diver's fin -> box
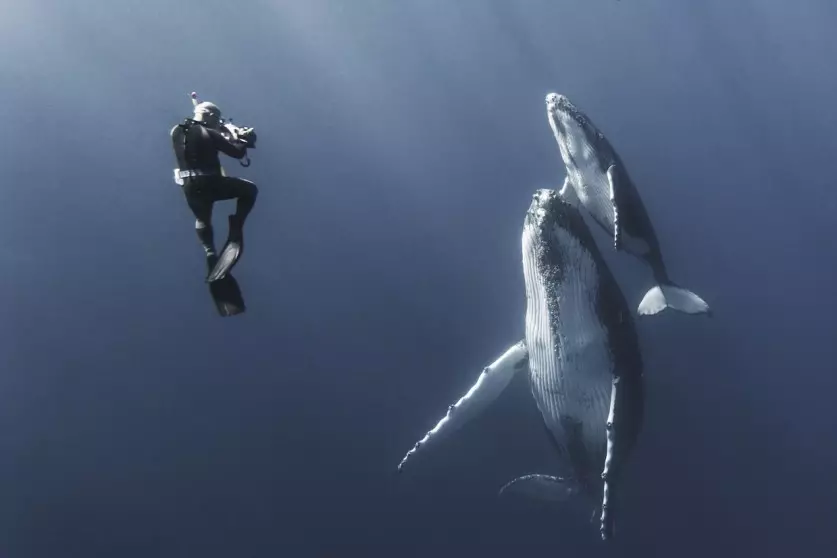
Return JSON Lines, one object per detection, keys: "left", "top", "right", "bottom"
{"left": 498, "top": 474, "right": 582, "bottom": 502}
{"left": 557, "top": 175, "right": 580, "bottom": 206}
{"left": 206, "top": 217, "right": 244, "bottom": 283}
{"left": 605, "top": 165, "right": 622, "bottom": 251}
{"left": 209, "top": 274, "right": 246, "bottom": 317}
{"left": 206, "top": 242, "right": 241, "bottom": 283}
{"left": 397, "top": 340, "right": 528, "bottom": 473}
{"left": 637, "top": 283, "right": 711, "bottom": 316}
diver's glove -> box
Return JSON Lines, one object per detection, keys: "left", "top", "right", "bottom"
{"left": 237, "top": 127, "right": 257, "bottom": 148}
{"left": 221, "top": 121, "right": 257, "bottom": 148}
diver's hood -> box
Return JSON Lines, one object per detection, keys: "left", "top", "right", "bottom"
{"left": 190, "top": 92, "right": 222, "bottom": 121}
{"left": 193, "top": 101, "right": 221, "bottom": 120}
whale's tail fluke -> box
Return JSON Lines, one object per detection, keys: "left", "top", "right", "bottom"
{"left": 637, "top": 283, "right": 710, "bottom": 316}
{"left": 499, "top": 474, "right": 601, "bottom": 535}
{"left": 498, "top": 474, "right": 582, "bottom": 502}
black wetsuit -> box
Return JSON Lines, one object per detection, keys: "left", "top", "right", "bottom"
{"left": 170, "top": 119, "right": 258, "bottom": 230}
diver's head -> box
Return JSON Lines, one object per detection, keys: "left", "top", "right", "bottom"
{"left": 193, "top": 101, "right": 223, "bottom": 128}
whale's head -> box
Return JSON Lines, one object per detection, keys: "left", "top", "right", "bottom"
{"left": 526, "top": 188, "right": 586, "bottom": 227}
{"left": 524, "top": 188, "right": 594, "bottom": 265}
{"left": 545, "top": 92, "right": 570, "bottom": 114}
{"left": 526, "top": 188, "right": 562, "bottom": 232}
{"left": 545, "top": 92, "right": 591, "bottom": 138}
{"left": 524, "top": 188, "right": 584, "bottom": 245}
{"left": 546, "top": 92, "right": 579, "bottom": 120}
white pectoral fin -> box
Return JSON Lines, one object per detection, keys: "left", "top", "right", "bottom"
{"left": 397, "top": 340, "right": 528, "bottom": 473}
{"left": 600, "top": 376, "right": 621, "bottom": 541}
{"left": 606, "top": 165, "right": 621, "bottom": 250}
{"left": 557, "top": 175, "right": 580, "bottom": 206}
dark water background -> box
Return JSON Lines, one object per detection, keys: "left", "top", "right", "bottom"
{"left": 1, "top": 0, "right": 836, "bottom": 556}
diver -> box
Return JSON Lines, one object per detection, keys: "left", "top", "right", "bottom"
{"left": 170, "top": 93, "right": 258, "bottom": 282}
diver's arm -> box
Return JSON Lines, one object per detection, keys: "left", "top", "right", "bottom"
{"left": 207, "top": 127, "right": 248, "bottom": 159}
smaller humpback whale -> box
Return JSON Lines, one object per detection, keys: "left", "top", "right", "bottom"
{"left": 545, "top": 92, "right": 710, "bottom": 316}
{"left": 398, "top": 190, "right": 645, "bottom": 541}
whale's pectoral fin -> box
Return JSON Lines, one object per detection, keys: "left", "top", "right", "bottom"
{"left": 557, "top": 175, "right": 580, "bottom": 206}
{"left": 605, "top": 165, "right": 622, "bottom": 251}
{"left": 498, "top": 474, "right": 582, "bottom": 502}
{"left": 600, "top": 375, "right": 624, "bottom": 541}
{"left": 397, "top": 341, "right": 528, "bottom": 473}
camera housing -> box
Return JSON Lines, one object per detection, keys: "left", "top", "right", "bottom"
{"left": 222, "top": 121, "right": 257, "bottom": 148}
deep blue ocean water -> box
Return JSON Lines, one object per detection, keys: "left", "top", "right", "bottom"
{"left": 1, "top": 1, "right": 836, "bottom": 556}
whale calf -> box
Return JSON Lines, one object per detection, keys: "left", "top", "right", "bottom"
{"left": 398, "top": 190, "right": 645, "bottom": 540}
{"left": 545, "top": 92, "right": 710, "bottom": 316}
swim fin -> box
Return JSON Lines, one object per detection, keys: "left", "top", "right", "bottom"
{"left": 208, "top": 274, "right": 246, "bottom": 317}
{"left": 206, "top": 216, "right": 243, "bottom": 283}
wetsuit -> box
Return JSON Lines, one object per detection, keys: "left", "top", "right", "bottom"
{"left": 170, "top": 119, "right": 258, "bottom": 256}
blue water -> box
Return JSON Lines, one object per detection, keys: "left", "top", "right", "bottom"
{"left": 1, "top": 0, "right": 836, "bottom": 556}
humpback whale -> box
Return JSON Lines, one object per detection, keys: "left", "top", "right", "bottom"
{"left": 545, "top": 92, "right": 710, "bottom": 316}
{"left": 398, "top": 190, "right": 645, "bottom": 541}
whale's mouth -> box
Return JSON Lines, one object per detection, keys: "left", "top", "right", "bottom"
{"left": 546, "top": 92, "right": 571, "bottom": 117}
{"left": 523, "top": 188, "right": 566, "bottom": 244}
{"left": 525, "top": 188, "right": 588, "bottom": 245}
{"left": 525, "top": 189, "right": 561, "bottom": 233}
{"left": 546, "top": 93, "right": 587, "bottom": 133}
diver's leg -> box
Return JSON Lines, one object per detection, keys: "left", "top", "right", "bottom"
{"left": 213, "top": 177, "right": 258, "bottom": 235}
{"left": 194, "top": 217, "right": 215, "bottom": 257}
{"left": 204, "top": 177, "right": 258, "bottom": 282}
{"left": 184, "top": 188, "right": 216, "bottom": 257}
{"left": 232, "top": 178, "right": 258, "bottom": 223}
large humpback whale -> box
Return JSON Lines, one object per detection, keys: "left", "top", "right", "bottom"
{"left": 398, "top": 189, "right": 644, "bottom": 541}
{"left": 545, "top": 92, "right": 710, "bottom": 316}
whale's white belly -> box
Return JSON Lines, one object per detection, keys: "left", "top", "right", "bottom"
{"left": 522, "top": 221, "right": 614, "bottom": 465}
{"left": 555, "top": 120, "right": 617, "bottom": 234}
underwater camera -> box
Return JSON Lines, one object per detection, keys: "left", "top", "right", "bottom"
{"left": 222, "top": 120, "right": 258, "bottom": 149}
